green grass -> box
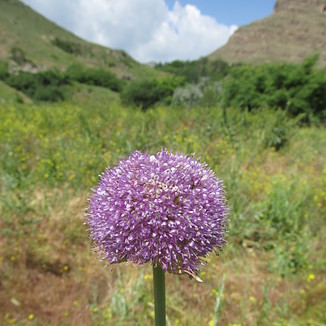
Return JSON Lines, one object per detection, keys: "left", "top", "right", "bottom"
{"left": 68, "top": 84, "right": 120, "bottom": 108}
{"left": 0, "top": 102, "right": 325, "bottom": 325}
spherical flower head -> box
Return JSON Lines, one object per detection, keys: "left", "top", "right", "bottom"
{"left": 86, "top": 149, "right": 228, "bottom": 275}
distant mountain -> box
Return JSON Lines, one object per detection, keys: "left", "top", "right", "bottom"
{"left": 0, "top": 0, "right": 160, "bottom": 80}
{"left": 208, "top": 0, "right": 326, "bottom": 67}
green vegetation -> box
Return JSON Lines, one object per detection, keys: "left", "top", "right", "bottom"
{"left": 222, "top": 56, "right": 326, "bottom": 121}
{"left": 0, "top": 2, "right": 326, "bottom": 325}
{"left": 0, "top": 101, "right": 325, "bottom": 325}
{"left": 2, "top": 54, "right": 326, "bottom": 118}
{"left": 154, "top": 56, "right": 326, "bottom": 122}
{"left": 0, "top": 80, "right": 25, "bottom": 104}
{"left": 0, "top": 0, "right": 163, "bottom": 80}
{"left": 155, "top": 57, "right": 229, "bottom": 83}
{"left": 10, "top": 46, "right": 30, "bottom": 65}
{"left": 121, "top": 77, "right": 185, "bottom": 109}
{"left": 2, "top": 64, "right": 124, "bottom": 102}
{"left": 65, "top": 63, "right": 124, "bottom": 92}
{"left": 6, "top": 69, "right": 69, "bottom": 102}
{"left": 0, "top": 60, "right": 9, "bottom": 80}
{"left": 51, "top": 37, "right": 83, "bottom": 55}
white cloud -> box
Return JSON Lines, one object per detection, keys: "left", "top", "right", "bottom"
{"left": 21, "top": 0, "right": 237, "bottom": 63}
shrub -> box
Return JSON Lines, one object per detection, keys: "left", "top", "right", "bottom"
{"left": 222, "top": 55, "right": 326, "bottom": 120}
{"left": 121, "top": 77, "right": 185, "bottom": 110}
{"left": 65, "top": 64, "right": 123, "bottom": 92}
{"left": 173, "top": 84, "right": 203, "bottom": 108}
{"left": 173, "top": 78, "right": 222, "bottom": 108}
{"left": 52, "top": 38, "right": 82, "bottom": 55}
{"left": 0, "top": 60, "right": 9, "bottom": 80}
{"left": 6, "top": 69, "right": 69, "bottom": 102}
{"left": 65, "top": 63, "right": 84, "bottom": 81}
{"left": 34, "top": 86, "right": 65, "bottom": 102}
{"left": 6, "top": 72, "right": 37, "bottom": 95}
{"left": 199, "top": 81, "right": 223, "bottom": 108}
{"left": 83, "top": 69, "right": 123, "bottom": 91}
{"left": 10, "top": 46, "right": 29, "bottom": 65}
{"left": 121, "top": 79, "right": 162, "bottom": 109}
{"left": 155, "top": 58, "right": 229, "bottom": 83}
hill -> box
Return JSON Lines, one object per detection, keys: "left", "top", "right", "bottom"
{"left": 208, "top": 0, "right": 326, "bottom": 66}
{"left": 0, "top": 0, "right": 159, "bottom": 80}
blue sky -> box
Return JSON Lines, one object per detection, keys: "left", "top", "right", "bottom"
{"left": 165, "top": 1, "right": 276, "bottom": 26}
{"left": 21, "top": 0, "right": 276, "bottom": 63}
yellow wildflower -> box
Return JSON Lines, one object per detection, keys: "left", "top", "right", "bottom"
{"left": 249, "top": 296, "right": 256, "bottom": 303}
{"left": 307, "top": 274, "right": 315, "bottom": 282}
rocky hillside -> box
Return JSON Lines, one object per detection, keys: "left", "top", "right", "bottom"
{"left": 208, "top": 0, "right": 326, "bottom": 66}
{"left": 274, "top": 0, "right": 326, "bottom": 12}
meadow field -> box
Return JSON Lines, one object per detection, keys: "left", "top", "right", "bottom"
{"left": 0, "top": 100, "right": 326, "bottom": 326}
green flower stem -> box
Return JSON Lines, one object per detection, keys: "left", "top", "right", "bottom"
{"left": 153, "top": 265, "right": 166, "bottom": 326}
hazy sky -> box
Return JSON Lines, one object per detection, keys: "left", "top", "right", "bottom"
{"left": 21, "top": 0, "right": 275, "bottom": 63}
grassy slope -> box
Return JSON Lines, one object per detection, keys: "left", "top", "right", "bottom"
{"left": 208, "top": 9, "right": 326, "bottom": 67}
{"left": 0, "top": 102, "right": 325, "bottom": 325}
{"left": 68, "top": 84, "right": 120, "bottom": 109}
{"left": 0, "top": 80, "right": 19, "bottom": 101}
{"left": 0, "top": 0, "right": 161, "bottom": 80}
{"left": 0, "top": 80, "right": 34, "bottom": 105}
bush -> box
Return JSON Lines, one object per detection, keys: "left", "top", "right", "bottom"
{"left": 4, "top": 63, "right": 123, "bottom": 102}
{"left": 173, "top": 78, "right": 222, "bottom": 108}
{"left": 65, "top": 64, "right": 123, "bottom": 92}
{"left": 222, "top": 55, "right": 326, "bottom": 120}
{"left": 173, "top": 84, "right": 203, "bottom": 107}
{"left": 6, "top": 69, "right": 69, "bottom": 102}
{"left": 199, "top": 81, "right": 223, "bottom": 107}
{"left": 0, "top": 60, "right": 9, "bottom": 80}
{"left": 52, "top": 38, "right": 82, "bottom": 55}
{"left": 10, "top": 46, "right": 29, "bottom": 65}
{"left": 33, "top": 86, "right": 65, "bottom": 102}
{"left": 6, "top": 72, "right": 37, "bottom": 95}
{"left": 155, "top": 58, "right": 229, "bottom": 83}
{"left": 121, "top": 77, "right": 185, "bottom": 110}
{"left": 65, "top": 63, "right": 84, "bottom": 81}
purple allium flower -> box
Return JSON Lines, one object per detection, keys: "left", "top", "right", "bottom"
{"left": 86, "top": 149, "right": 228, "bottom": 275}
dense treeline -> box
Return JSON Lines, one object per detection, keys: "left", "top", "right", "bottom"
{"left": 1, "top": 55, "right": 326, "bottom": 121}
{"left": 120, "top": 77, "right": 185, "bottom": 110}
{"left": 0, "top": 62, "right": 124, "bottom": 102}
{"left": 6, "top": 69, "right": 69, "bottom": 102}
{"left": 65, "top": 63, "right": 124, "bottom": 92}
{"left": 155, "top": 57, "right": 230, "bottom": 83}
{"left": 222, "top": 56, "right": 326, "bottom": 121}
{"left": 156, "top": 55, "right": 326, "bottom": 121}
